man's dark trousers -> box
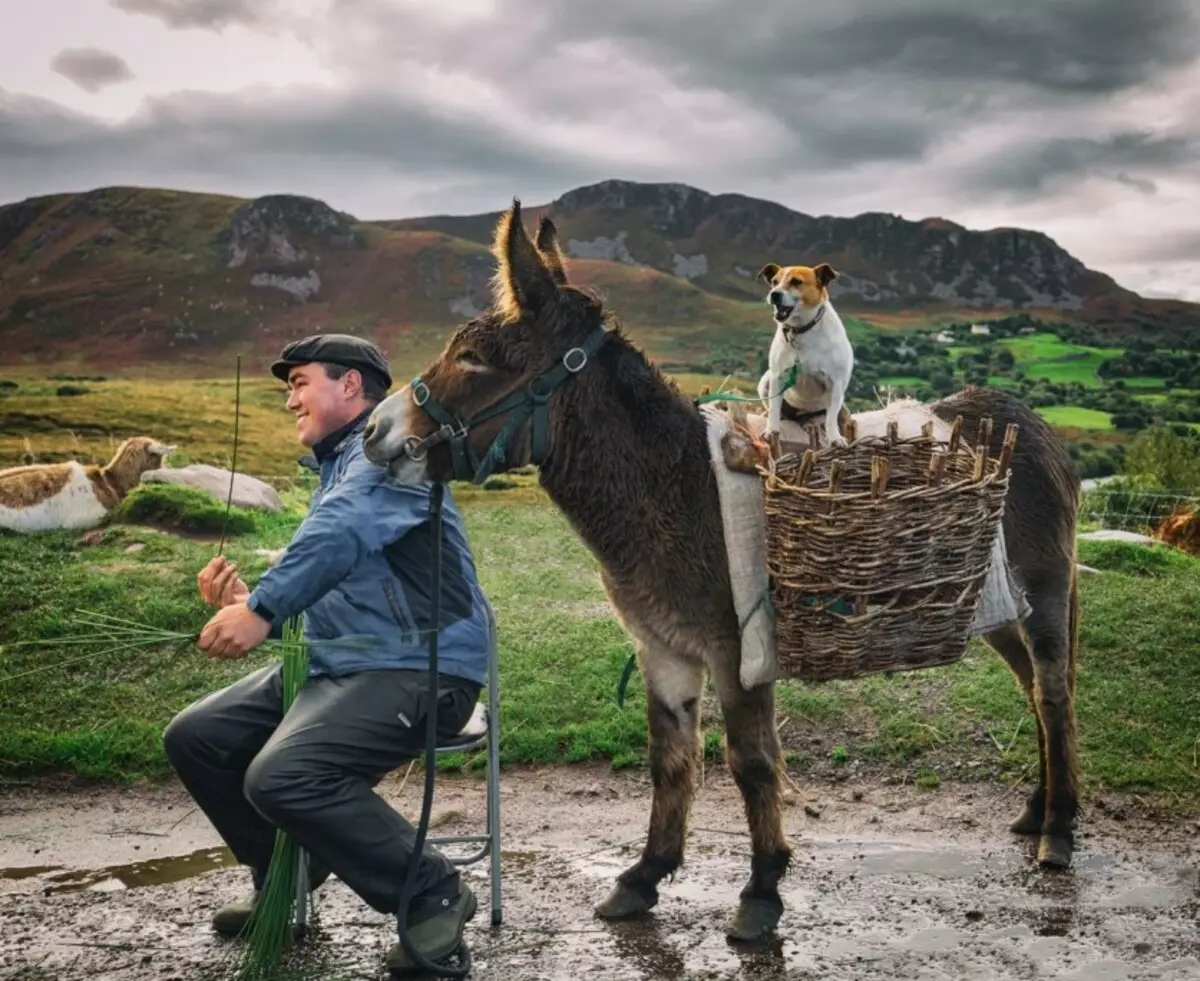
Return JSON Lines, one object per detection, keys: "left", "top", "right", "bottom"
{"left": 164, "top": 664, "right": 481, "bottom": 913}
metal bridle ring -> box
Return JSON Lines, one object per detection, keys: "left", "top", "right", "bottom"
{"left": 411, "top": 379, "right": 431, "bottom": 407}
{"left": 402, "top": 434, "right": 429, "bottom": 462}
{"left": 562, "top": 347, "right": 588, "bottom": 373}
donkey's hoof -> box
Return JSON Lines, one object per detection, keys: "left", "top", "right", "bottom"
{"left": 595, "top": 882, "right": 656, "bottom": 920}
{"left": 726, "top": 897, "right": 783, "bottom": 942}
{"left": 1010, "top": 803, "right": 1044, "bottom": 836}
{"left": 1037, "top": 834, "right": 1073, "bottom": 869}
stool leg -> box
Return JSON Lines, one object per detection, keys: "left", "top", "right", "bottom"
{"left": 293, "top": 846, "right": 309, "bottom": 938}
{"left": 487, "top": 687, "right": 502, "bottom": 926}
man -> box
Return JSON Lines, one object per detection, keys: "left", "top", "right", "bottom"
{"left": 163, "top": 333, "right": 491, "bottom": 975}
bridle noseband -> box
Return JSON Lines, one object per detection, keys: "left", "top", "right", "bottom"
{"left": 402, "top": 324, "right": 611, "bottom": 485}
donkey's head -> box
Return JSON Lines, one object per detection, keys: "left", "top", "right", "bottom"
{"left": 364, "top": 199, "right": 609, "bottom": 483}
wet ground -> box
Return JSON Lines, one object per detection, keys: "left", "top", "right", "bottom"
{"left": 1, "top": 765, "right": 1197, "bottom": 980}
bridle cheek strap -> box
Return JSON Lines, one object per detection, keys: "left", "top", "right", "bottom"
{"left": 405, "top": 325, "right": 610, "bottom": 485}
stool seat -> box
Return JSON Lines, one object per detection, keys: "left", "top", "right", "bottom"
{"left": 437, "top": 702, "right": 489, "bottom": 752}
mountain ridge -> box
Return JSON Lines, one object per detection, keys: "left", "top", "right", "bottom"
{"left": 0, "top": 178, "right": 1195, "bottom": 376}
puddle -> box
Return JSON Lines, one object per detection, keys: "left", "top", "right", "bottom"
{"left": 3, "top": 845, "right": 238, "bottom": 894}
{"left": 833, "top": 839, "right": 990, "bottom": 880}
{"left": 0, "top": 864, "right": 65, "bottom": 880}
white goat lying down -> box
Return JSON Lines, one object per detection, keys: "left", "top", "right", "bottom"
{"left": 0, "top": 437, "right": 174, "bottom": 533}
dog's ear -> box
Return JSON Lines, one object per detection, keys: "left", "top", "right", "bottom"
{"left": 756, "top": 263, "right": 780, "bottom": 284}
{"left": 814, "top": 263, "right": 838, "bottom": 287}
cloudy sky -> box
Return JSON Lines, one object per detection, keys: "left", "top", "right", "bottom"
{"left": 3, "top": 0, "right": 1199, "bottom": 299}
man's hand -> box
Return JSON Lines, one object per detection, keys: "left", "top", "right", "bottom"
{"left": 197, "top": 604, "right": 271, "bottom": 660}
{"left": 198, "top": 556, "right": 250, "bottom": 608}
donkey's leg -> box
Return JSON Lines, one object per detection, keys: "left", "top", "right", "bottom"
{"left": 595, "top": 646, "right": 704, "bottom": 919}
{"left": 1025, "top": 574, "right": 1081, "bottom": 869}
{"left": 984, "top": 623, "right": 1048, "bottom": 835}
{"left": 709, "top": 652, "right": 791, "bottom": 942}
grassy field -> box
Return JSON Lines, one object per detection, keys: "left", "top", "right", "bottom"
{"left": 948, "top": 332, "right": 1124, "bottom": 389}
{"left": 0, "top": 369, "right": 770, "bottom": 471}
{"left": 1036, "top": 405, "right": 1115, "bottom": 430}
{"left": 0, "top": 376, "right": 302, "bottom": 474}
{"left": 1, "top": 482, "right": 1197, "bottom": 807}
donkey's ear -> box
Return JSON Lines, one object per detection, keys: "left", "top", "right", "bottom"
{"left": 535, "top": 215, "right": 569, "bottom": 285}
{"left": 491, "top": 198, "right": 561, "bottom": 321}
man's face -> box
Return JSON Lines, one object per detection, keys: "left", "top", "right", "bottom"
{"left": 285, "top": 364, "right": 359, "bottom": 447}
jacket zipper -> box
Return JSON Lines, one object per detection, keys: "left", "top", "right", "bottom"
{"left": 383, "top": 581, "right": 416, "bottom": 646}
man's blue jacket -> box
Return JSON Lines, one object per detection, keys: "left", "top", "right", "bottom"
{"left": 246, "top": 409, "right": 491, "bottom": 686}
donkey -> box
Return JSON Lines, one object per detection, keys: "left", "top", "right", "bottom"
{"left": 363, "top": 202, "right": 1081, "bottom": 942}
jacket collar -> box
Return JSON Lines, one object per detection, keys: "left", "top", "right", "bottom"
{"left": 311, "top": 406, "right": 375, "bottom": 463}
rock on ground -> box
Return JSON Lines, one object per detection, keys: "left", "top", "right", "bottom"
{"left": 140, "top": 465, "right": 283, "bottom": 512}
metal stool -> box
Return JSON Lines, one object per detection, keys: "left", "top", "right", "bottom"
{"left": 293, "top": 624, "right": 502, "bottom": 933}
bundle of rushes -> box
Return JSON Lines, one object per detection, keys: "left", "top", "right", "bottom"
{"left": 762, "top": 415, "right": 1017, "bottom": 682}
{"left": 232, "top": 615, "right": 311, "bottom": 981}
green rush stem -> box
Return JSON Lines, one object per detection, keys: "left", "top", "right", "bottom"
{"left": 0, "top": 635, "right": 191, "bottom": 685}
{"left": 72, "top": 609, "right": 190, "bottom": 631}
{"left": 217, "top": 354, "right": 242, "bottom": 558}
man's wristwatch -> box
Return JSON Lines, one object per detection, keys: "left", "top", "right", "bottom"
{"left": 246, "top": 594, "right": 276, "bottom": 624}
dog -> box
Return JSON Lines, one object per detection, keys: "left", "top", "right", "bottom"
{"left": 755, "top": 261, "right": 855, "bottom": 452}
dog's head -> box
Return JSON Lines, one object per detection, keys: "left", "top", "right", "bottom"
{"left": 756, "top": 262, "right": 837, "bottom": 324}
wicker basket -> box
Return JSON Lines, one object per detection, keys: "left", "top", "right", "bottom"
{"left": 761, "top": 415, "right": 1017, "bottom": 682}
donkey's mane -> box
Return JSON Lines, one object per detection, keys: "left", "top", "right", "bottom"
{"left": 589, "top": 316, "right": 701, "bottom": 425}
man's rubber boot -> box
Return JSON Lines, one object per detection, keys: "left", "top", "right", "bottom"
{"left": 211, "top": 858, "right": 333, "bottom": 938}
{"left": 385, "top": 882, "right": 477, "bottom": 976}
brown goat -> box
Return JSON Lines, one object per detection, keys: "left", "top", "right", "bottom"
{"left": 0, "top": 436, "right": 174, "bottom": 533}
{"left": 363, "top": 203, "right": 1081, "bottom": 942}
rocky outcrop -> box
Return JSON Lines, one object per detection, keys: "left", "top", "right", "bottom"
{"left": 225, "top": 195, "right": 363, "bottom": 268}
{"left": 542, "top": 179, "right": 1122, "bottom": 312}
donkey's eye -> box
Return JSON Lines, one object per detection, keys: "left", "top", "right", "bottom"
{"left": 456, "top": 350, "right": 489, "bottom": 371}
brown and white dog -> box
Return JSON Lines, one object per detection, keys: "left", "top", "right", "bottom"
{"left": 755, "top": 262, "right": 855, "bottom": 450}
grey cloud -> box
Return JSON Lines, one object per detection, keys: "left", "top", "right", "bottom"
{"left": 323, "top": 0, "right": 1200, "bottom": 180}
{"left": 6, "top": 0, "right": 1200, "bottom": 230}
{"left": 50, "top": 48, "right": 135, "bottom": 94}
{"left": 511, "top": 0, "right": 1199, "bottom": 96}
{"left": 1122, "top": 230, "right": 1200, "bottom": 264}
{"left": 965, "top": 132, "right": 1199, "bottom": 197}
{"left": 0, "top": 87, "right": 603, "bottom": 210}
{"left": 110, "top": 0, "right": 261, "bottom": 30}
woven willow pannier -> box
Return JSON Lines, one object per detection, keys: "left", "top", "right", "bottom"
{"left": 761, "top": 416, "right": 1017, "bottom": 682}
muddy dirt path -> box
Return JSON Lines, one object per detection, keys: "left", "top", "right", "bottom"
{"left": 1, "top": 766, "right": 1198, "bottom": 980}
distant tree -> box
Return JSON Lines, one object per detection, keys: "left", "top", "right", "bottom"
{"left": 1124, "top": 425, "right": 1200, "bottom": 492}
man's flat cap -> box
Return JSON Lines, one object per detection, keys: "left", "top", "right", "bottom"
{"left": 270, "top": 333, "right": 392, "bottom": 389}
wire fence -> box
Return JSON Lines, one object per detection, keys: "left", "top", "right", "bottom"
{"left": 1079, "top": 487, "right": 1200, "bottom": 533}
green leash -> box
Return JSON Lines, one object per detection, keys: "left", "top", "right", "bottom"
{"left": 691, "top": 364, "right": 798, "bottom": 406}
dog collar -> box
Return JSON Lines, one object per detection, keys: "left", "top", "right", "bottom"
{"left": 782, "top": 304, "right": 825, "bottom": 343}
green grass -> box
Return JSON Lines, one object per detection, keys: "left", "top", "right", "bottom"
{"left": 1035, "top": 405, "right": 1115, "bottom": 430}
{"left": 2, "top": 491, "right": 1198, "bottom": 804}
{"left": 110, "top": 484, "right": 261, "bottom": 537}
{"left": 1013, "top": 333, "right": 1122, "bottom": 388}
{"left": 947, "top": 333, "right": 1128, "bottom": 390}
